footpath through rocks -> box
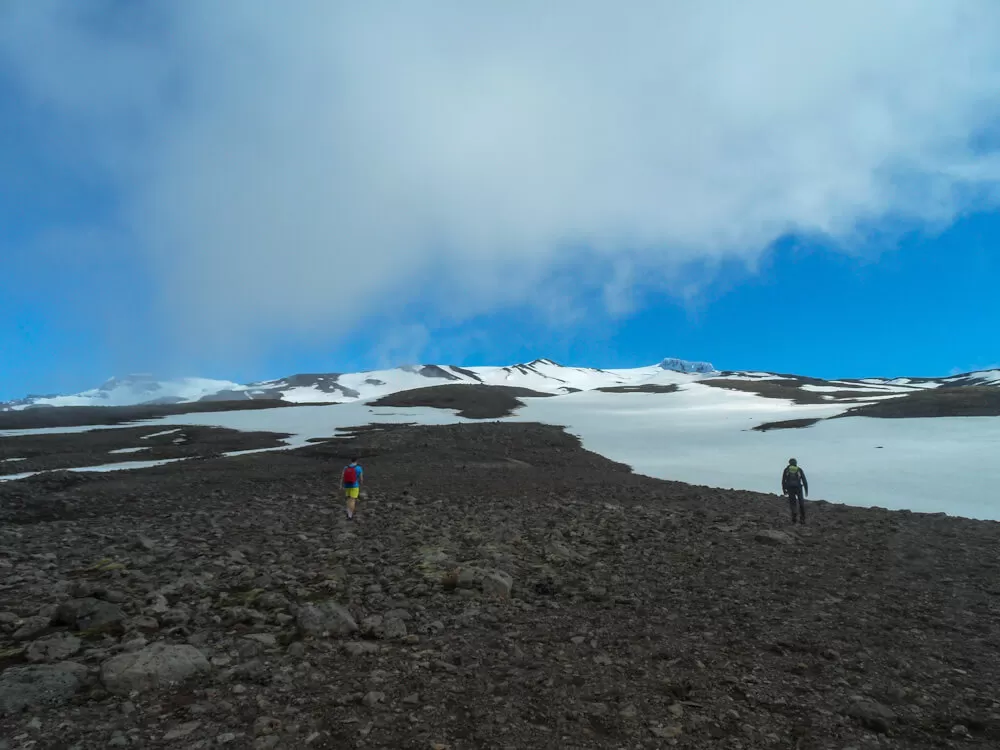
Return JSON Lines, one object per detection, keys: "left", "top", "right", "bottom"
{"left": 1, "top": 422, "right": 999, "bottom": 749}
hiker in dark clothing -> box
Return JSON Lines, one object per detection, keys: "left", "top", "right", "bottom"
{"left": 782, "top": 458, "right": 809, "bottom": 524}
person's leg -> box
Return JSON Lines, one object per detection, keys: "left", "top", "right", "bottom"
{"left": 798, "top": 492, "right": 806, "bottom": 524}
{"left": 346, "top": 488, "right": 357, "bottom": 519}
{"left": 787, "top": 491, "right": 797, "bottom": 523}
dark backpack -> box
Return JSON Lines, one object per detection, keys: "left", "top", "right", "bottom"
{"left": 343, "top": 465, "right": 358, "bottom": 484}
{"left": 785, "top": 466, "right": 802, "bottom": 487}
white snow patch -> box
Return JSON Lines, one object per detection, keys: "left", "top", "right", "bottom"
{"left": 144, "top": 403, "right": 472, "bottom": 447}
{"left": 140, "top": 429, "right": 182, "bottom": 440}
{"left": 73, "top": 458, "right": 194, "bottom": 473}
{"left": 0, "top": 456, "right": 199, "bottom": 483}
{"left": 0, "top": 471, "right": 37, "bottom": 482}
{"left": 108, "top": 447, "right": 150, "bottom": 455}
{"left": 508, "top": 384, "right": 1000, "bottom": 521}
{"left": 1, "top": 457, "right": 26, "bottom": 462}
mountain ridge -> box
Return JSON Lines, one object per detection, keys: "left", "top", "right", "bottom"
{"left": 3, "top": 357, "right": 999, "bottom": 411}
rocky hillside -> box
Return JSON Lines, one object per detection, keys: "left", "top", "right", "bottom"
{"left": 1, "top": 422, "right": 999, "bottom": 749}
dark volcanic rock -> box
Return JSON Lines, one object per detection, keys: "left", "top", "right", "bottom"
{"left": 842, "top": 386, "right": 1000, "bottom": 418}
{"left": 845, "top": 699, "right": 897, "bottom": 733}
{"left": 24, "top": 632, "right": 81, "bottom": 663}
{"left": 369, "top": 384, "right": 552, "bottom": 418}
{"left": 101, "top": 643, "right": 210, "bottom": 695}
{"left": 1, "top": 421, "right": 999, "bottom": 748}
{"left": 54, "top": 598, "right": 125, "bottom": 632}
{"left": 296, "top": 601, "right": 358, "bottom": 637}
{"left": 595, "top": 383, "right": 679, "bottom": 394}
{"left": 754, "top": 529, "right": 794, "bottom": 546}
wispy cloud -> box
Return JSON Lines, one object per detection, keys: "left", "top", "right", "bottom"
{"left": 4, "top": 1, "right": 1000, "bottom": 360}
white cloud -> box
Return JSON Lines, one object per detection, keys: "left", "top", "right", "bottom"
{"left": 3, "top": 1, "right": 1000, "bottom": 356}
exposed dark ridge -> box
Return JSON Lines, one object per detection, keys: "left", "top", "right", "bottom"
{"left": 418, "top": 365, "right": 461, "bottom": 381}
{"left": 837, "top": 387, "right": 1000, "bottom": 418}
{"left": 369, "top": 384, "right": 553, "bottom": 419}
{"left": 0, "top": 425, "right": 290, "bottom": 476}
{"left": 752, "top": 417, "right": 823, "bottom": 432}
{"left": 279, "top": 373, "right": 342, "bottom": 389}
{"left": 746, "top": 372, "right": 874, "bottom": 388}
{"left": 448, "top": 366, "right": 484, "bottom": 382}
{"left": 942, "top": 375, "right": 998, "bottom": 388}
{"left": 507, "top": 361, "right": 567, "bottom": 383}
{"left": 0, "top": 399, "right": 306, "bottom": 431}
{"left": 198, "top": 390, "right": 279, "bottom": 402}
{"left": 260, "top": 374, "right": 359, "bottom": 398}
{"left": 140, "top": 396, "right": 188, "bottom": 406}
{"left": 700, "top": 378, "right": 889, "bottom": 406}
{"left": 596, "top": 384, "right": 680, "bottom": 394}
{"left": 238, "top": 373, "right": 360, "bottom": 400}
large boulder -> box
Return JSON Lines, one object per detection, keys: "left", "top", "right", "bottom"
{"left": 12, "top": 615, "right": 50, "bottom": 642}
{"left": 481, "top": 570, "right": 514, "bottom": 599}
{"left": 101, "top": 642, "right": 210, "bottom": 695}
{"left": 845, "top": 699, "right": 897, "bottom": 734}
{"left": 754, "top": 530, "right": 794, "bottom": 546}
{"left": 360, "top": 614, "right": 407, "bottom": 640}
{"left": 296, "top": 601, "right": 358, "bottom": 638}
{"left": 545, "top": 539, "right": 587, "bottom": 564}
{"left": 54, "top": 598, "right": 125, "bottom": 633}
{"left": 25, "top": 632, "right": 82, "bottom": 663}
{"left": 0, "top": 663, "right": 87, "bottom": 715}
{"left": 457, "top": 567, "right": 514, "bottom": 599}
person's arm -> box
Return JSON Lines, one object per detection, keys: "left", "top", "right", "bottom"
{"left": 780, "top": 468, "right": 788, "bottom": 493}
{"left": 802, "top": 470, "right": 809, "bottom": 496}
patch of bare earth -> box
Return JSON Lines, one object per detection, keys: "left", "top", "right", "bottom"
{"left": 0, "top": 399, "right": 306, "bottom": 431}
{"left": 369, "top": 384, "right": 553, "bottom": 419}
{"left": 596, "top": 384, "right": 679, "bottom": 394}
{"left": 839, "top": 387, "right": 1000, "bottom": 418}
{"left": 752, "top": 418, "right": 823, "bottom": 432}
{"left": 701, "top": 378, "right": 907, "bottom": 406}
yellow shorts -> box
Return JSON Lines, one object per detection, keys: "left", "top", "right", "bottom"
{"left": 344, "top": 487, "right": 360, "bottom": 499}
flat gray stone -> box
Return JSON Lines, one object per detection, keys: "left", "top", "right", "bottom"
{"left": 296, "top": 601, "right": 357, "bottom": 637}
{"left": 0, "top": 663, "right": 86, "bottom": 715}
{"left": 25, "top": 632, "right": 82, "bottom": 663}
{"left": 101, "top": 642, "right": 210, "bottom": 695}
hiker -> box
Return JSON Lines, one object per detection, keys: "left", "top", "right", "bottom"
{"left": 342, "top": 458, "right": 364, "bottom": 520}
{"left": 782, "top": 458, "right": 809, "bottom": 524}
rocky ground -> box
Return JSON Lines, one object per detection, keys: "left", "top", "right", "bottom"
{"left": 1, "top": 421, "right": 999, "bottom": 749}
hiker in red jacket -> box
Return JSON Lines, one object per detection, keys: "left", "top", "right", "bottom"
{"left": 341, "top": 458, "right": 364, "bottom": 520}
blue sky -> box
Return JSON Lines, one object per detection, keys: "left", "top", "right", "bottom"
{"left": 2, "top": 3, "right": 1000, "bottom": 400}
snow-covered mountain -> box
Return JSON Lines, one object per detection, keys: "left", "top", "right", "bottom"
{"left": 3, "top": 358, "right": 999, "bottom": 411}
{"left": 1, "top": 358, "right": 716, "bottom": 410}
{"left": 1, "top": 374, "right": 244, "bottom": 410}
